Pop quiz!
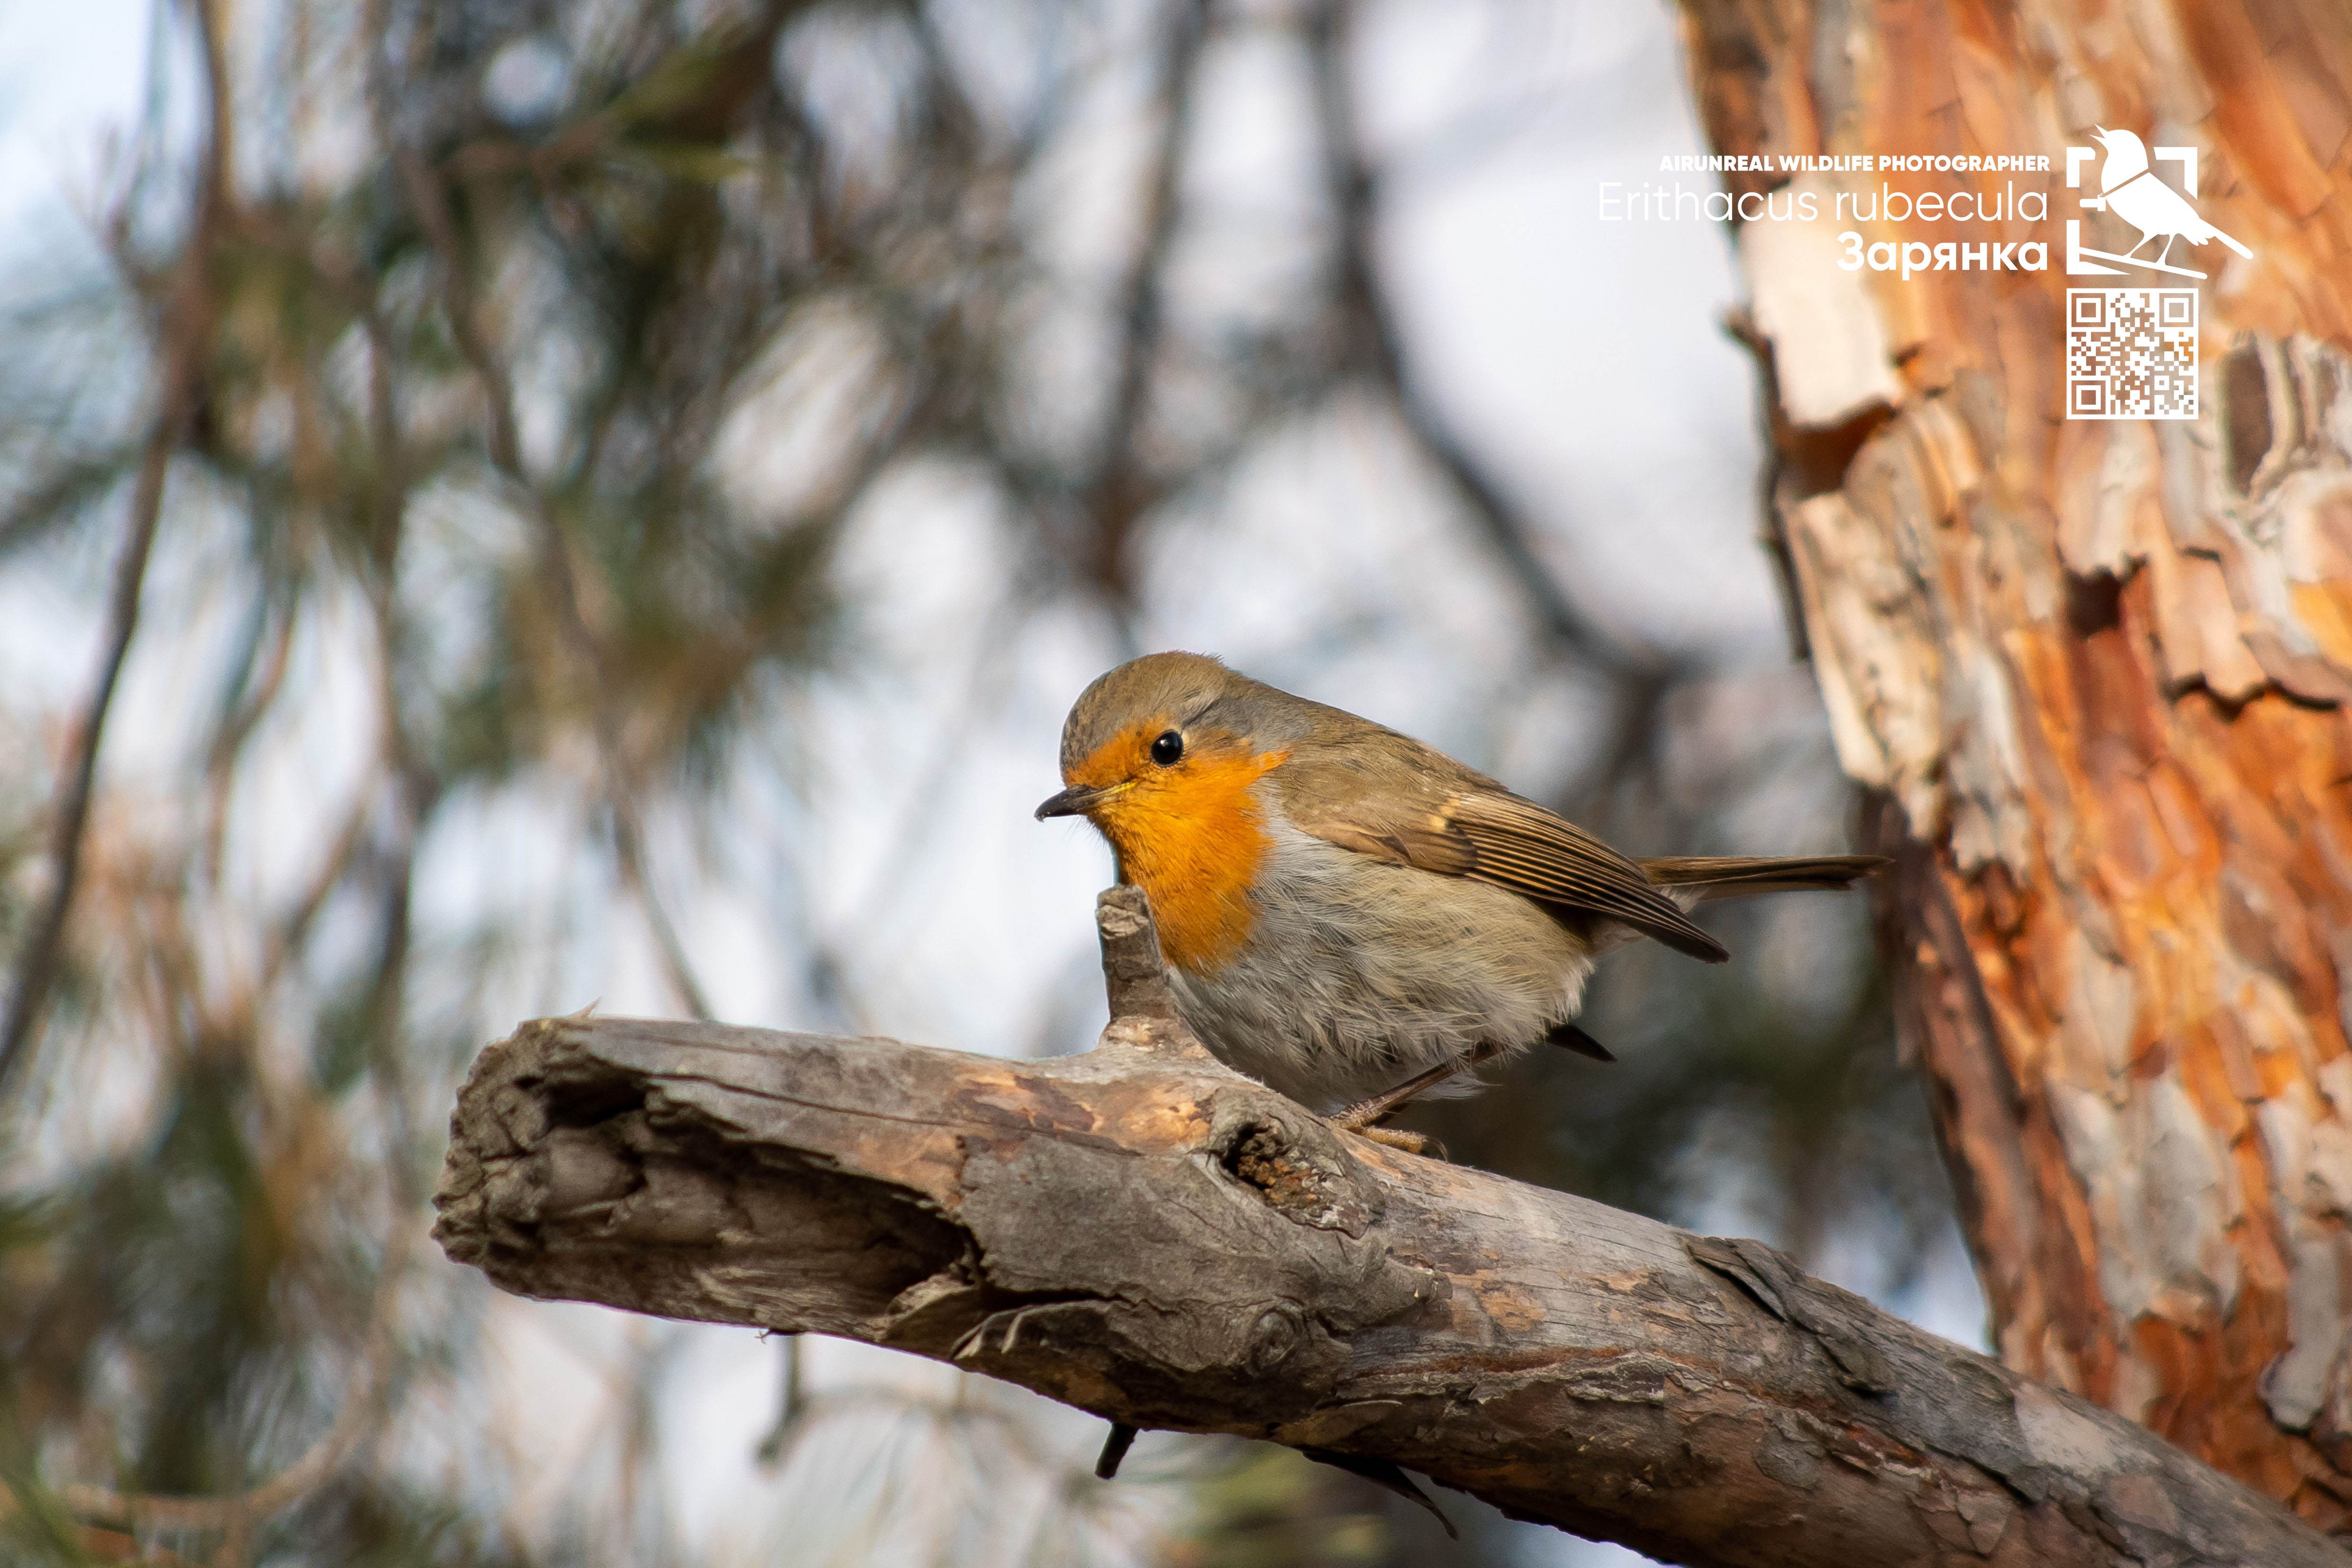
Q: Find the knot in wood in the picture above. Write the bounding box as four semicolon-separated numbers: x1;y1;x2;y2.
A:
1229;1128;1320;1209
1213;1115;1378;1234
1247;1304;1306;1373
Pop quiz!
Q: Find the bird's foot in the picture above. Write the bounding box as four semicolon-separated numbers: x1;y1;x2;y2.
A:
1328;1062;1459;1133
1327;1046;1502;1153
1348;1125;1442;1158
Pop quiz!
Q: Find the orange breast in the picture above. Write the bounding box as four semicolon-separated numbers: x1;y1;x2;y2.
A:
1081;747;1288;974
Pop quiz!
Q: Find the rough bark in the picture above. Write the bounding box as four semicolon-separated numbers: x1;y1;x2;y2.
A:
430;889;2341;1567
1676;0;2352;1530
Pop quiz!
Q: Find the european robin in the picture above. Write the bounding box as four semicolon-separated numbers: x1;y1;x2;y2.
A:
1036;651;1882;1133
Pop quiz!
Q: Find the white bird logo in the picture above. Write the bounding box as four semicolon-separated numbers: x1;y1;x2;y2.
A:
2083;127;2252;271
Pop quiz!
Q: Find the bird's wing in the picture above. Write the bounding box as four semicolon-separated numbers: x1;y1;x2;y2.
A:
1290;782;1730;963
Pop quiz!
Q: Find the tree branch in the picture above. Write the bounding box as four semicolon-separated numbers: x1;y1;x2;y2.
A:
431;890;2336;1568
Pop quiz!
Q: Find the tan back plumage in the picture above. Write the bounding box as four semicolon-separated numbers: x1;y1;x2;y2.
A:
1062;651;1883;965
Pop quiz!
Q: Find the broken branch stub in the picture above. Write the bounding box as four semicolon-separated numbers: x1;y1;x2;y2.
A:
1092;883;1220;1061
431;895;2340;1568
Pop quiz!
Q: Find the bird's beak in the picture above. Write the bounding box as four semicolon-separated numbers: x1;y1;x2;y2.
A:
1035;784;1108;820
2093;126;2110;144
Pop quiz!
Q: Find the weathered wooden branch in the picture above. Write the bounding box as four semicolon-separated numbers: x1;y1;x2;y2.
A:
433;890;2341;1567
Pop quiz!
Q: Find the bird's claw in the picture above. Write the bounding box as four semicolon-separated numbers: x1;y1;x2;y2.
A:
1348;1125;1442;1158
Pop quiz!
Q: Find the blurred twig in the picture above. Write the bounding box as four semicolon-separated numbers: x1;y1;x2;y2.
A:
0;0;231;1093
1301;0;1715;837
1080;0;1210;603
385;111;715;1024
199;598;299;882
5;1216;420;1542
1302;0;1640;678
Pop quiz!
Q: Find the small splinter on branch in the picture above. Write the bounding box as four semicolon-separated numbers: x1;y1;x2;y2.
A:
1093;1421;1139;1480
754;1336;803;1465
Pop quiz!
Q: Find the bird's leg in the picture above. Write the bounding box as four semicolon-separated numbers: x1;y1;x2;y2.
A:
1328;1061;1455;1135
2154;232;2176;268
2121;231;2157;259
1353;1125;1435;1155
1330;1040;1508;1138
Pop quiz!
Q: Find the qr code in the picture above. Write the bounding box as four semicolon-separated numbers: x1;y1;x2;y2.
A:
2067;289;2197;419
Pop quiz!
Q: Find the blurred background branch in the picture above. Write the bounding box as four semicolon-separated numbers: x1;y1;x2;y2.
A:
0;0;230;1095
1304;0;1636;679
0;0;1946;1563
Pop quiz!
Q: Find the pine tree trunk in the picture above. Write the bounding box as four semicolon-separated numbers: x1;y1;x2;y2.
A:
1676;0;2352;1529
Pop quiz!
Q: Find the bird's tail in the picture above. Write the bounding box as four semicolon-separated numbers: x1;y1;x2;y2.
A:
2215;228;2253;259
1638;854;1888;903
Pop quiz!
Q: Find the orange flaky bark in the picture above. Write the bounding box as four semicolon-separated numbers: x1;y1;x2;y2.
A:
1677;0;2352;1528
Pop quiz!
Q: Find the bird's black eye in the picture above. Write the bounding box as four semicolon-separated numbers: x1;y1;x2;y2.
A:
1150;730;1184;766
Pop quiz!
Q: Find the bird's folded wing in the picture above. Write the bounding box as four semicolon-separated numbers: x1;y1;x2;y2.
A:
1299;789;1730;963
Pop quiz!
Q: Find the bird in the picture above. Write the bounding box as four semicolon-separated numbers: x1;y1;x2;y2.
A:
1035;652;1884;1138
2085;126;2251;271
